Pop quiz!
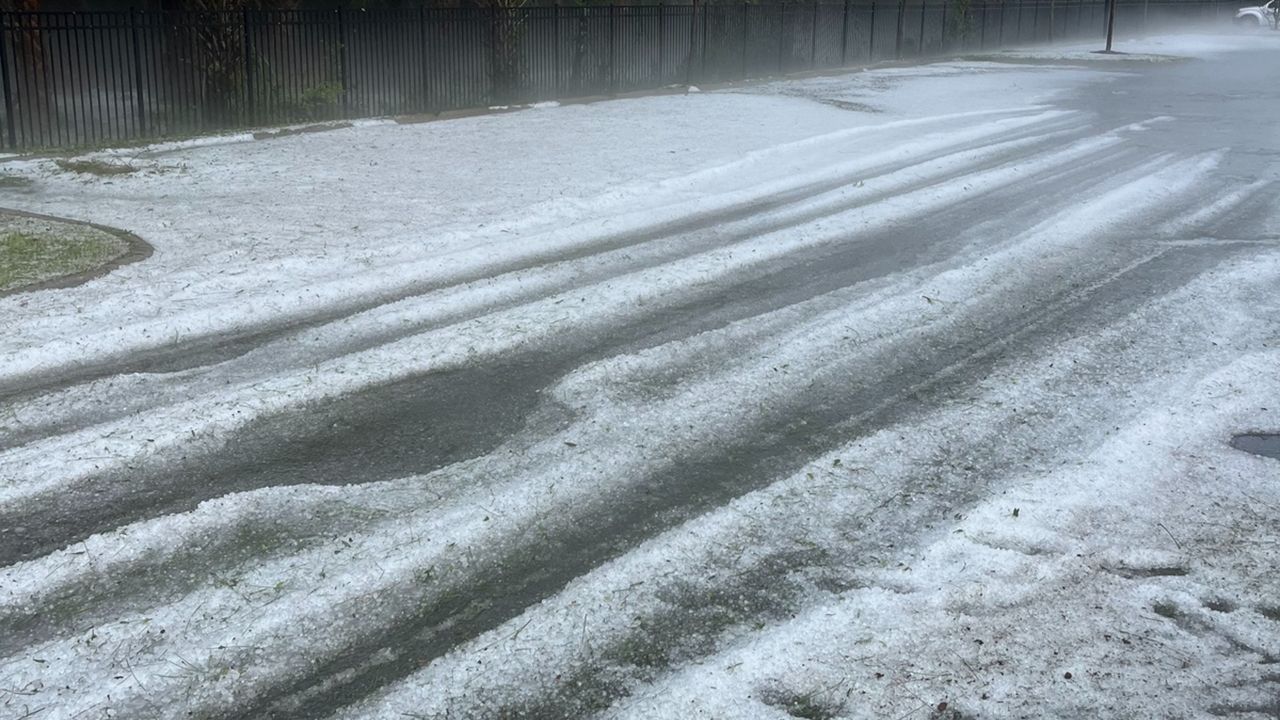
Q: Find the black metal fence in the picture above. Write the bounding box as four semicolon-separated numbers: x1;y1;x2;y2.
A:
0;0;1235;150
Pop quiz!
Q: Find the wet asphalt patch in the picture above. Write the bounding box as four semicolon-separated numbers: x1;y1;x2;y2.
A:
1231;433;1280;461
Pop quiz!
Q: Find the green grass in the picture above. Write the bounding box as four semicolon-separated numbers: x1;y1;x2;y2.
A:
0;230;127;292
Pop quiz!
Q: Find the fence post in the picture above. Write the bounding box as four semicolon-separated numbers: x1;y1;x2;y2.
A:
894;0;905;57
488;5;499;104
658;2;665;85
741;2;748;77
777;2;786;73
701;1;709;79
419;4;429;112
336;8;349;118
869;0;876;58
809;1;818;68
129;8;146;138
554;2;562;95
243;9;255;125
839;0;850;64
918;0;926;54
609;3;616;93
980;1;986;47
939;0;946;51
0;14;15;149
686;0;696;86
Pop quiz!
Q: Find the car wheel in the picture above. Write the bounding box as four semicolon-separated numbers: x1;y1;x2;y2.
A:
1235;14;1262;26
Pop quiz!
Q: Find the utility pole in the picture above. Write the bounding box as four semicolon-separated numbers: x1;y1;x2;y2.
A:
1092;0;1118;54
1104;0;1116;51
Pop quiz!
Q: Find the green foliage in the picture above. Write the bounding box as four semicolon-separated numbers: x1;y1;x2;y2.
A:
947;0;976;39
297;81;345;119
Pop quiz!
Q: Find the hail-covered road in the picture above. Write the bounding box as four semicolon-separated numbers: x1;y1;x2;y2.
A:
1;33;1278;720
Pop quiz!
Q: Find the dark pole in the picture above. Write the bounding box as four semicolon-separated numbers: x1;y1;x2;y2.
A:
918;0;927;54
840;0;850;64
895;0;905;58
129;8;146;137
687;0;696;86
243;9;254;125
0;14;16;149
997;0;1004;45
658;1;665;85
419;4;429;112
939;0;947;51
980;0;987;47
810;0;818;68
777;2;786;74
741;1;749;78
1104;0;1115;50
701;1;709;79
336;7;349;117
869;0;877;58
609;2;616;93
554;2;561;95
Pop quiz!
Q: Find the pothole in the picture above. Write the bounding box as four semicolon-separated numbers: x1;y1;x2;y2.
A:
1231;433;1280;460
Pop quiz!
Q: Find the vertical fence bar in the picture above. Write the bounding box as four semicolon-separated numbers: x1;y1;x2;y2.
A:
129;7;146;137
553;2;561;95
939;0;947;52
918;0;926;54
418;4;428;112
980;0;987;47
0;15;14;149
336;7;349;117
895;0;905;57
686;0;695;85
609;2;616;93
869;0;877;59
243;9;255;125
700;1;708;79
777;2;786;73
809;0;818;68
741;2;748;78
839;0;850;64
658;2;665;86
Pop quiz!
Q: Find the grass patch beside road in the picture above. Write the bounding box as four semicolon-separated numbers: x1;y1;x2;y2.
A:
0;221;132;293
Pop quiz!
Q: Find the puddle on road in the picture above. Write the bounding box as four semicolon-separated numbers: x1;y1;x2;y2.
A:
1231;433;1280;460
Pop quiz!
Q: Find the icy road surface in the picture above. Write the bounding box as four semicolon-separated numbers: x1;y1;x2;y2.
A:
1;32;1279;720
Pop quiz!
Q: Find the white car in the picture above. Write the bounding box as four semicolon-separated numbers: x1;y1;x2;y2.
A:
1235;0;1277;27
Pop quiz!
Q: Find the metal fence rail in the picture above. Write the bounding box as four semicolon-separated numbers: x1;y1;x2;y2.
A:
0;0;1236;150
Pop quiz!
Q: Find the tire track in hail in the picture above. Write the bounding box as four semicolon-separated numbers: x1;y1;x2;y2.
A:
257;239;1248;720
0;111;1076;405
0;134;1143;570
0;114;1090;453
1;154;1238;720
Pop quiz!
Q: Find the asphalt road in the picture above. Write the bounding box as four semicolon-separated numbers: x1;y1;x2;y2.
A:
2;45;1278;720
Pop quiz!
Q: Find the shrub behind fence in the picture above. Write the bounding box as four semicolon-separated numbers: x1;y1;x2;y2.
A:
0;0;1234;150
